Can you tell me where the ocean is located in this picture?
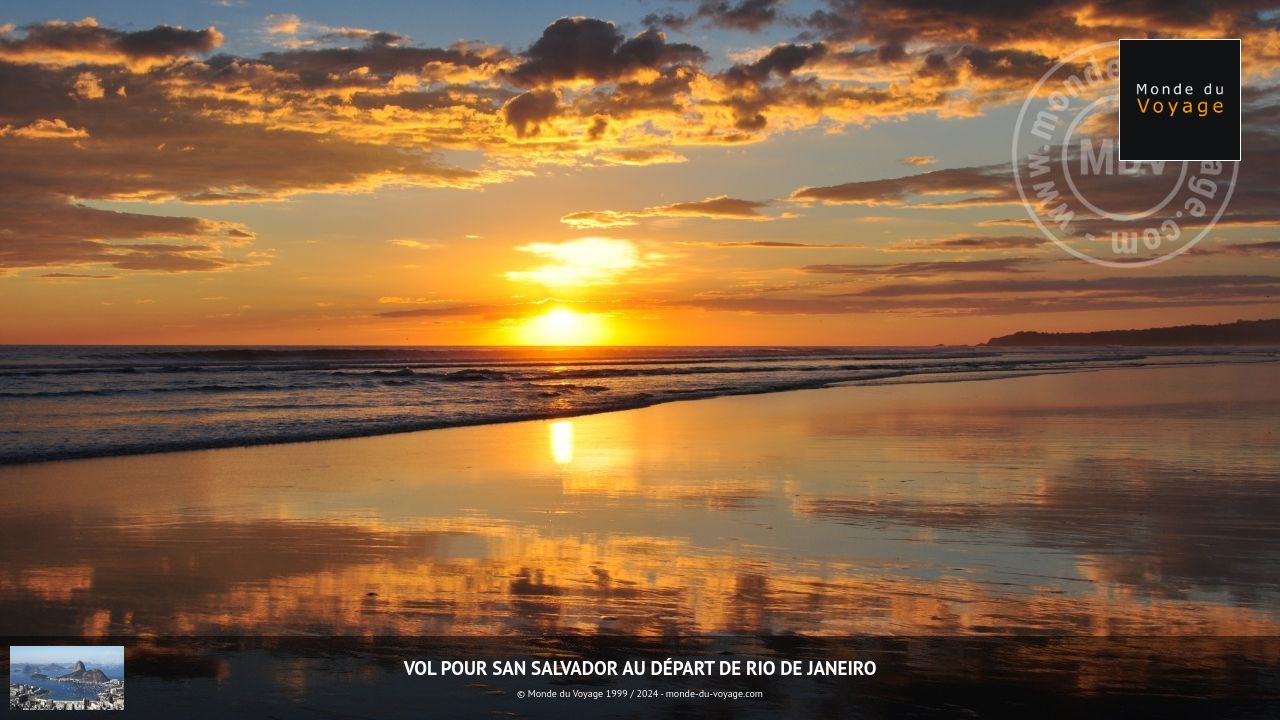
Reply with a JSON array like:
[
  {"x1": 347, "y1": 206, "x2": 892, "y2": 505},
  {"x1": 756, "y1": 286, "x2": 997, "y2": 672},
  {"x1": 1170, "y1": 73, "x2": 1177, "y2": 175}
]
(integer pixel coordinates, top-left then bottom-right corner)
[
  {"x1": 1, "y1": 345, "x2": 1275, "y2": 464},
  {"x1": 9, "y1": 666, "x2": 120, "y2": 702}
]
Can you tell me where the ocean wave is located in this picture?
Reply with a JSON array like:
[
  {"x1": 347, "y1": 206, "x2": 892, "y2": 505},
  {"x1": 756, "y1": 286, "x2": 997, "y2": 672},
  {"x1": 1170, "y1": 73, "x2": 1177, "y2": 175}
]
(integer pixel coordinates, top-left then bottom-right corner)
[
  {"x1": 0, "y1": 383, "x2": 301, "y2": 399},
  {"x1": 2, "y1": 346, "x2": 1274, "y2": 465}
]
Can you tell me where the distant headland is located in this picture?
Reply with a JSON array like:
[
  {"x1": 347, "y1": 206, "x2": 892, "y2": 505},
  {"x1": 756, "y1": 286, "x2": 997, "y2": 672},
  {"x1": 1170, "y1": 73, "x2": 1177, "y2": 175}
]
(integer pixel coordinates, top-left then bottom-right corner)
[
  {"x1": 984, "y1": 319, "x2": 1280, "y2": 347},
  {"x1": 56, "y1": 661, "x2": 110, "y2": 684},
  {"x1": 25, "y1": 661, "x2": 109, "y2": 685}
]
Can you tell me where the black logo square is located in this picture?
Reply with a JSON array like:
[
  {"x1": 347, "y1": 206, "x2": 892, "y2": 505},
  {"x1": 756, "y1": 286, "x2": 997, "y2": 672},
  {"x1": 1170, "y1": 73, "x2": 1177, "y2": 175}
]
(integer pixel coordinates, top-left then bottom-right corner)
[{"x1": 1119, "y1": 39, "x2": 1240, "y2": 161}]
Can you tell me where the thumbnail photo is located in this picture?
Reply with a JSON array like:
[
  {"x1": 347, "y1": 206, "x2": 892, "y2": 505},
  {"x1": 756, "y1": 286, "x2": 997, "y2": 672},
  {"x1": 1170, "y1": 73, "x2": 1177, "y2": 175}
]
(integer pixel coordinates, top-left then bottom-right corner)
[
  {"x1": 9, "y1": 646, "x2": 124, "y2": 711},
  {"x1": 0, "y1": 1, "x2": 1276, "y2": 718}
]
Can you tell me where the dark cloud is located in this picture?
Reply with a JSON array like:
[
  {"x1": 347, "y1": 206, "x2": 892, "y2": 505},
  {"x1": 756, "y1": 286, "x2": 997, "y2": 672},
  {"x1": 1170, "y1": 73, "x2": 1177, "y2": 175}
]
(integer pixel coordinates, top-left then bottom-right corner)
[
  {"x1": 0, "y1": 18, "x2": 222, "y2": 68},
  {"x1": 1090, "y1": 0, "x2": 1265, "y2": 27},
  {"x1": 912, "y1": 45, "x2": 1060, "y2": 88},
  {"x1": 646, "y1": 0, "x2": 788, "y2": 33},
  {"x1": 0, "y1": 202, "x2": 257, "y2": 273},
  {"x1": 1198, "y1": 239, "x2": 1280, "y2": 257},
  {"x1": 39, "y1": 272, "x2": 114, "y2": 279},
  {"x1": 587, "y1": 116, "x2": 609, "y2": 140},
  {"x1": 503, "y1": 89, "x2": 560, "y2": 138},
  {"x1": 508, "y1": 18, "x2": 705, "y2": 86},
  {"x1": 807, "y1": 0, "x2": 1050, "y2": 45},
  {"x1": 255, "y1": 40, "x2": 502, "y2": 88},
  {"x1": 721, "y1": 43, "x2": 827, "y2": 87},
  {"x1": 315, "y1": 29, "x2": 406, "y2": 46},
  {"x1": 802, "y1": 258, "x2": 1041, "y2": 277},
  {"x1": 376, "y1": 304, "x2": 490, "y2": 319},
  {"x1": 954, "y1": 46, "x2": 1058, "y2": 81},
  {"x1": 888, "y1": 235, "x2": 1049, "y2": 252},
  {"x1": 708, "y1": 241, "x2": 856, "y2": 248},
  {"x1": 792, "y1": 164, "x2": 1010, "y2": 206},
  {"x1": 804, "y1": 0, "x2": 1273, "y2": 46},
  {"x1": 346, "y1": 88, "x2": 500, "y2": 114}
]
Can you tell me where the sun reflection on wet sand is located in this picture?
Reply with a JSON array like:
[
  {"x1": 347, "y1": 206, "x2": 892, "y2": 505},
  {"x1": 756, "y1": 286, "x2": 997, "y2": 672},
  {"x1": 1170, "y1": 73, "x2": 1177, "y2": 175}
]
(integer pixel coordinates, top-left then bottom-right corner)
[{"x1": 549, "y1": 420, "x2": 574, "y2": 465}]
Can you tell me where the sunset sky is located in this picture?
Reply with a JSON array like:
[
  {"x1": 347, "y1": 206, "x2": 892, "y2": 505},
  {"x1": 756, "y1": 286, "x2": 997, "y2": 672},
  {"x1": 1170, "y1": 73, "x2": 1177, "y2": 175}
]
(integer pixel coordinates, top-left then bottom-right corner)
[{"x1": 2, "y1": 0, "x2": 1279, "y2": 345}]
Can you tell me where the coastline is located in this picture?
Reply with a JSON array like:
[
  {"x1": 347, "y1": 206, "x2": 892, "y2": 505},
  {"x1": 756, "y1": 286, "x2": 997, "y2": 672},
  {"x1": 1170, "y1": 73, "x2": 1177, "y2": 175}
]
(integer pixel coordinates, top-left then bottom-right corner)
[
  {"x1": 0, "y1": 365, "x2": 904, "y2": 467},
  {"x1": 4, "y1": 347, "x2": 1276, "y2": 466}
]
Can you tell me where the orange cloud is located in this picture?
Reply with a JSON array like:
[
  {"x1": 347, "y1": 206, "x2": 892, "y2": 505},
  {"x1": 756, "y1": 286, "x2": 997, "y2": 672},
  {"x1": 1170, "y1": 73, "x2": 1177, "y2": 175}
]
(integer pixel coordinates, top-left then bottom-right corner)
[
  {"x1": 561, "y1": 196, "x2": 781, "y2": 228},
  {"x1": 265, "y1": 14, "x2": 302, "y2": 35},
  {"x1": 0, "y1": 118, "x2": 88, "y2": 139},
  {"x1": 901, "y1": 155, "x2": 937, "y2": 166}
]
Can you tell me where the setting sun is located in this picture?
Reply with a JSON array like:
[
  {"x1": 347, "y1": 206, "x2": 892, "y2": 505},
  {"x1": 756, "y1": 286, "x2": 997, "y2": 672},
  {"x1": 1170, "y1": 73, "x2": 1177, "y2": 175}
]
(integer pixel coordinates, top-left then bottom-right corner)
[{"x1": 516, "y1": 307, "x2": 610, "y2": 345}]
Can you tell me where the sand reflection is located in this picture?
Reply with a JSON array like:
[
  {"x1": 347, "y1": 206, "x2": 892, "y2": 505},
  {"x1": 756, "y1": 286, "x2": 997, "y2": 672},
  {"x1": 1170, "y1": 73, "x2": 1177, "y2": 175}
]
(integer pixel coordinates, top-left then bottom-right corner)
[{"x1": 549, "y1": 421, "x2": 573, "y2": 465}]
